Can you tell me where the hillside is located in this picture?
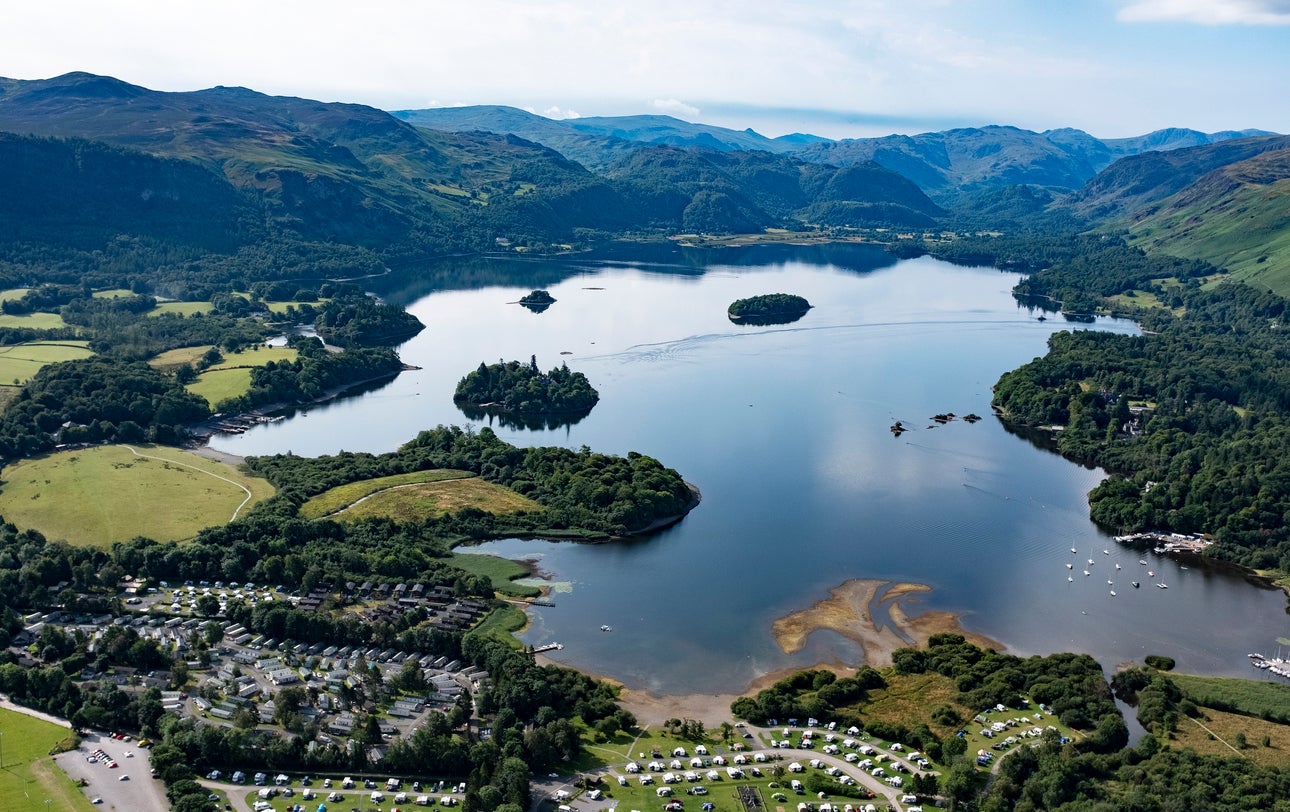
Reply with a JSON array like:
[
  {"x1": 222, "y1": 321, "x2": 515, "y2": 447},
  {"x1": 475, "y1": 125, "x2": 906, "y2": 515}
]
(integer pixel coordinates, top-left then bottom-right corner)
[
  {"x1": 1125, "y1": 144, "x2": 1290, "y2": 294},
  {"x1": 393, "y1": 105, "x2": 820, "y2": 170},
  {"x1": 603, "y1": 146, "x2": 942, "y2": 232},
  {"x1": 1063, "y1": 134, "x2": 1290, "y2": 221}
]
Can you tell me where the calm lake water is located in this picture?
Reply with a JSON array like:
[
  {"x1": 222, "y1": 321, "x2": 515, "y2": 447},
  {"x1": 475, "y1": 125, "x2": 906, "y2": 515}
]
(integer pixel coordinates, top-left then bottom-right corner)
[{"x1": 212, "y1": 244, "x2": 1290, "y2": 696}]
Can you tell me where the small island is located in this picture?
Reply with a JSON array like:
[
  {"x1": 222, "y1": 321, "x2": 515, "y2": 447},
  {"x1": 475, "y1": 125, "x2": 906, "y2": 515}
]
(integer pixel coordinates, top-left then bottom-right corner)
[
  {"x1": 518, "y1": 289, "x2": 556, "y2": 312},
  {"x1": 454, "y1": 356, "x2": 599, "y2": 418},
  {"x1": 728, "y1": 292, "x2": 812, "y2": 325}
]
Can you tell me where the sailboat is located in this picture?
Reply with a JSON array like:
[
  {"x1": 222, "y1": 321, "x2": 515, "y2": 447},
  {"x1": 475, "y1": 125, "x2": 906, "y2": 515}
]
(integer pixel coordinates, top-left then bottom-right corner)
[
  {"x1": 1083, "y1": 570, "x2": 1091, "y2": 576},
  {"x1": 1115, "y1": 563, "x2": 1121, "y2": 570},
  {"x1": 1066, "y1": 563, "x2": 1073, "y2": 569},
  {"x1": 1067, "y1": 576, "x2": 1074, "y2": 582},
  {"x1": 1131, "y1": 581, "x2": 1140, "y2": 588}
]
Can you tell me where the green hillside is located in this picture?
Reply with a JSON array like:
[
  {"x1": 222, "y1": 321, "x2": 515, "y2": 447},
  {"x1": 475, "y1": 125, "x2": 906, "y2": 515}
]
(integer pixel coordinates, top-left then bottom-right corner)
[{"x1": 1125, "y1": 147, "x2": 1290, "y2": 294}]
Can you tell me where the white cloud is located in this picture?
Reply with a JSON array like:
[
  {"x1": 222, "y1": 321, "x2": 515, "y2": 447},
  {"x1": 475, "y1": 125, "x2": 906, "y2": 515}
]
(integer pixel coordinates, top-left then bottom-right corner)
[
  {"x1": 652, "y1": 98, "x2": 700, "y2": 118},
  {"x1": 543, "y1": 106, "x2": 582, "y2": 120},
  {"x1": 1118, "y1": 0, "x2": 1290, "y2": 24}
]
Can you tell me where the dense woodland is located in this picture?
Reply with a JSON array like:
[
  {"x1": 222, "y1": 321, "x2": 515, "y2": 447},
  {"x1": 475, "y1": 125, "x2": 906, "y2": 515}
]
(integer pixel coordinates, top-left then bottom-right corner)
[
  {"x1": 454, "y1": 358, "x2": 599, "y2": 416},
  {"x1": 727, "y1": 293, "x2": 812, "y2": 323},
  {"x1": 970, "y1": 238, "x2": 1290, "y2": 570}
]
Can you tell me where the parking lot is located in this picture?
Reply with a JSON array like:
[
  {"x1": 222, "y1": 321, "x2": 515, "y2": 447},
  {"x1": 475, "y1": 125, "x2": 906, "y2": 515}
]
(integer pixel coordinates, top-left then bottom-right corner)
[{"x1": 53, "y1": 731, "x2": 168, "y2": 812}]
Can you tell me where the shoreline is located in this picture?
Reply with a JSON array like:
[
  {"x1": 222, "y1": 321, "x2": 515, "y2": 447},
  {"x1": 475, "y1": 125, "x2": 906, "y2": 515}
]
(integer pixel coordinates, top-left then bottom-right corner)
[{"x1": 532, "y1": 576, "x2": 1000, "y2": 727}]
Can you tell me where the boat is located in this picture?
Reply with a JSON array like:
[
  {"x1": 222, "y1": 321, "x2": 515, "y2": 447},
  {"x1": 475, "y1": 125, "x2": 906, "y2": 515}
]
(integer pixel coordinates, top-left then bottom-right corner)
[
  {"x1": 1109, "y1": 590, "x2": 1117, "y2": 596},
  {"x1": 1103, "y1": 549, "x2": 1110, "y2": 555},
  {"x1": 1139, "y1": 560, "x2": 1147, "y2": 565},
  {"x1": 1131, "y1": 582, "x2": 1140, "y2": 588},
  {"x1": 1156, "y1": 583, "x2": 1168, "y2": 589},
  {"x1": 1115, "y1": 563, "x2": 1121, "y2": 570},
  {"x1": 1107, "y1": 579, "x2": 1114, "y2": 585},
  {"x1": 1067, "y1": 576, "x2": 1073, "y2": 582},
  {"x1": 1083, "y1": 570, "x2": 1090, "y2": 576},
  {"x1": 1088, "y1": 559, "x2": 1095, "y2": 565},
  {"x1": 600, "y1": 624, "x2": 613, "y2": 632},
  {"x1": 1071, "y1": 547, "x2": 1078, "y2": 554},
  {"x1": 1066, "y1": 563, "x2": 1073, "y2": 569},
  {"x1": 1147, "y1": 571, "x2": 1154, "y2": 577}
]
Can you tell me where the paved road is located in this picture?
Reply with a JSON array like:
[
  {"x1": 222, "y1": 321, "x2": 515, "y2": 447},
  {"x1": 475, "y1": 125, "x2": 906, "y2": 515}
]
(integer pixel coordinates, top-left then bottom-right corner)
[{"x1": 54, "y1": 731, "x2": 169, "y2": 812}]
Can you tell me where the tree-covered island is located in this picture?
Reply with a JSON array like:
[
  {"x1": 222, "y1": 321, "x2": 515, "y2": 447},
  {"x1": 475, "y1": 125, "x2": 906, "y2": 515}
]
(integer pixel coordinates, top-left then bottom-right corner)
[
  {"x1": 454, "y1": 357, "x2": 599, "y2": 417},
  {"x1": 518, "y1": 289, "x2": 556, "y2": 312},
  {"x1": 728, "y1": 293, "x2": 812, "y2": 324}
]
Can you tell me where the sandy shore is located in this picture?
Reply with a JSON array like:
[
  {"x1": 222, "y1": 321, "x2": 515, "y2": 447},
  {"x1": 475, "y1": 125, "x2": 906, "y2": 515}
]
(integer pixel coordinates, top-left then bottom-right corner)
[
  {"x1": 772, "y1": 578, "x2": 1001, "y2": 667},
  {"x1": 535, "y1": 578, "x2": 1001, "y2": 728}
]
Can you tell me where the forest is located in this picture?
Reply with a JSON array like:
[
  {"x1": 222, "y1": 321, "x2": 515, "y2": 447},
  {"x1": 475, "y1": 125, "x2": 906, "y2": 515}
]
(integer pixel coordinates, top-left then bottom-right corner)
[
  {"x1": 454, "y1": 358, "x2": 599, "y2": 416},
  {"x1": 727, "y1": 293, "x2": 812, "y2": 323}
]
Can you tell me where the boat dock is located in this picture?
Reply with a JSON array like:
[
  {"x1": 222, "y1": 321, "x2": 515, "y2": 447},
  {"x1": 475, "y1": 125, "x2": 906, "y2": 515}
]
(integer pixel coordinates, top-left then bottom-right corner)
[{"x1": 533, "y1": 642, "x2": 564, "y2": 653}]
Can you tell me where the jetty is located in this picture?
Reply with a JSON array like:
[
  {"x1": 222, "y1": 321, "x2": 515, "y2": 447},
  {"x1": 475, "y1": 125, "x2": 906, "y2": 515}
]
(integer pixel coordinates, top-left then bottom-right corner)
[
  {"x1": 1113, "y1": 531, "x2": 1214, "y2": 555},
  {"x1": 533, "y1": 642, "x2": 564, "y2": 653}
]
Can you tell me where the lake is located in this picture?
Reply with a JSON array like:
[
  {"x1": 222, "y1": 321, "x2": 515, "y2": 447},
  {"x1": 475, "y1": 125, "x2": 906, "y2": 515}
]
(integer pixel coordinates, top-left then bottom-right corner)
[{"x1": 212, "y1": 244, "x2": 1290, "y2": 696}]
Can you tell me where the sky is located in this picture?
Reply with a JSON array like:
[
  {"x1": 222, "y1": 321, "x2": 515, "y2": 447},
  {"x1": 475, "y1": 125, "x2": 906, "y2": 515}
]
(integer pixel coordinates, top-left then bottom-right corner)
[{"x1": 3, "y1": 0, "x2": 1288, "y2": 139}]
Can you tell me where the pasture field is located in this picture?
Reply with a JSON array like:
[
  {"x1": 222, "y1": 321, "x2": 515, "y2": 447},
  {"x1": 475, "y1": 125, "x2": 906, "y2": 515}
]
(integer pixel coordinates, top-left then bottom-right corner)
[
  {"x1": 0, "y1": 287, "x2": 31, "y2": 302},
  {"x1": 185, "y1": 345, "x2": 300, "y2": 406},
  {"x1": 147, "y1": 344, "x2": 214, "y2": 371},
  {"x1": 0, "y1": 341, "x2": 94, "y2": 385},
  {"x1": 187, "y1": 367, "x2": 253, "y2": 407},
  {"x1": 149, "y1": 301, "x2": 214, "y2": 316},
  {"x1": 204, "y1": 344, "x2": 298, "y2": 370},
  {"x1": 0, "y1": 707, "x2": 93, "y2": 812},
  {"x1": 300, "y1": 470, "x2": 476, "y2": 518},
  {"x1": 91, "y1": 288, "x2": 135, "y2": 298},
  {"x1": 0, "y1": 312, "x2": 69, "y2": 329},
  {"x1": 330, "y1": 477, "x2": 542, "y2": 523},
  {"x1": 0, "y1": 444, "x2": 275, "y2": 546},
  {"x1": 1169, "y1": 705, "x2": 1290, "y2": 767}
]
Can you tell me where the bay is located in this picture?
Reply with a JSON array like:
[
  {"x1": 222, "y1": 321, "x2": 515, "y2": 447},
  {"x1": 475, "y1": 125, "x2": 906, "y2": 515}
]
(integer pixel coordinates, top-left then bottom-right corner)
[{"x1": 212, "y1": 244, "x2": 1290, "y2": 696}]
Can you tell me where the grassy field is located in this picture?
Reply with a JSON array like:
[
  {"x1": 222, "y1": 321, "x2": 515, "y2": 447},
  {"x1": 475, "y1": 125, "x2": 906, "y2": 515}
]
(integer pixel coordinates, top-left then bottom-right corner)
[
  {"x1": 185, "y1": 345, "x2": 300, "y2": 406},
  {"x1": 187, "y1": 367, "x2": 254, "y2": 407},
  {"x1": 1169, "y1": 673, "x2": 1290, "y2": 722},
  {"x1": 0, "y1": 444, "x2": 275, "y2": 547},
  {"x1": 0, "y1": 312, "x2": 69, "y2": 329},
  {"x1": 91, "y1": 288, "x2": 136, "y2": 299},
  {"x1": 148, "y1": 344, "x2": 214, "y2": 371},
  {"x1": 149, "y1": 301, "x2": 214, "y2": 316},
  {"x1": 451, "y1": 551, "x2": 541, "y2": 597},
  {"x1": 469, "y1": 603, "x2": 529, "y2": 647},
  {"x1": 331, "y1": 478, "x2": 543, "y2": 523},
  {"x1": 0, "y1": 708, "x2": 94, "y2": 812},
  {"x1": 204, "y1": 345, "x2": 298, "y2": 370},
  {"x1": 0, "y1": 287, "x2": 31, "y2": 302},
  {"x1": 0, "y1": 341, "x2": 94, "y2": 385},
  {"x1": 1169, "y1": 705, "x2": 1290, "y2": 767},
  {"x1": 300, "y1": 470, "x2": 478, "y2": 518}
]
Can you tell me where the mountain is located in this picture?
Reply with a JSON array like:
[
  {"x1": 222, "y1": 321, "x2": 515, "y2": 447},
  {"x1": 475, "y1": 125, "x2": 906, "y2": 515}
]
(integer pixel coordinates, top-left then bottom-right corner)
[
  {"x1": 602, "y1": 146, "x2": 942, "y2": 232},
  {"x1": 0, "y1": 73, "x2": 951, "y2": 294},
  {"x1": 1062, "y1": 134, "x2": 1290, "y2": 222},
  {"x1": 392, "y1": 106, "x2": 818, "y2": 171},
  {"x1": 792, "y1": 125, "x2": 1274, "y2": 201},
  {"x1": 1115, "y1": 139, "x2": 1290, "y2": 294}
]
